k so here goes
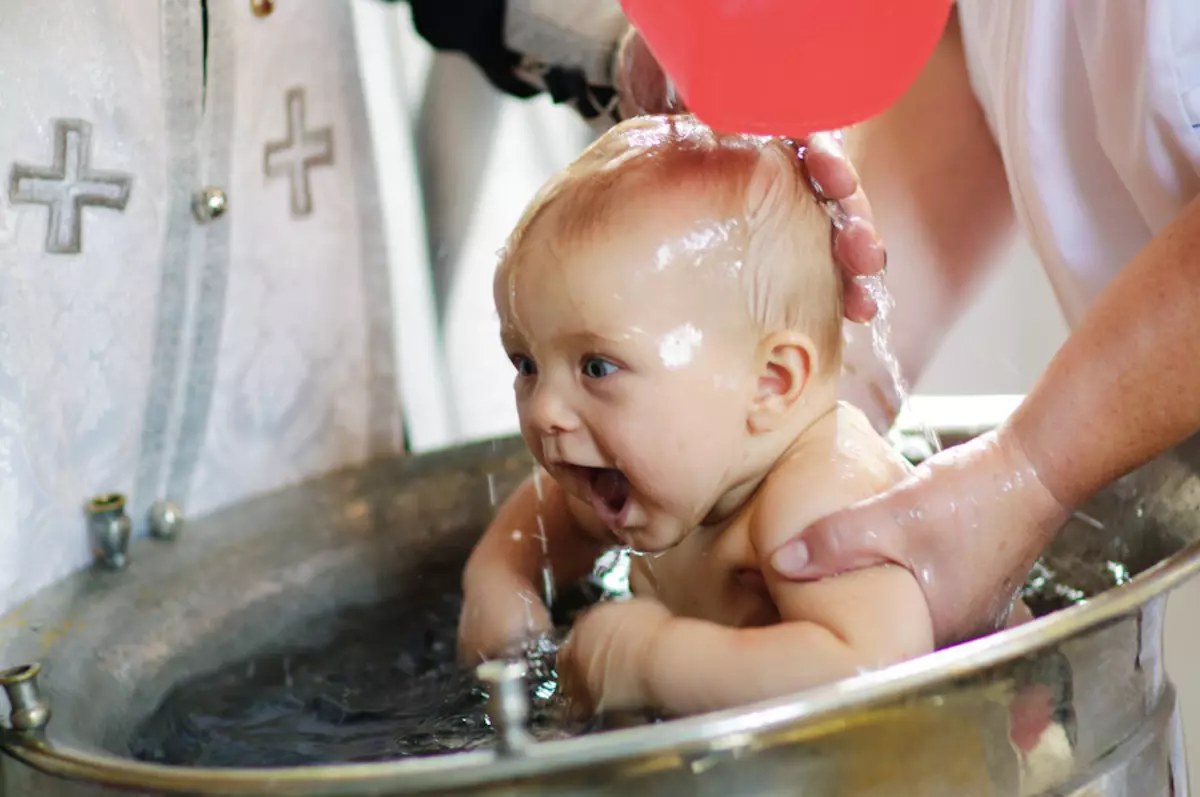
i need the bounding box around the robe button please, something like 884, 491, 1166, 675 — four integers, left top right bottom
192, 187, 228, 223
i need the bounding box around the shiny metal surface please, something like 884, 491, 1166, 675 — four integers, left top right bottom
147, 500, 184, 541
191, 186, 228, 223
0, 396, 1196, 796
84, 493, 131, 571
476, 660, 535, 757
0, 664, 50, 733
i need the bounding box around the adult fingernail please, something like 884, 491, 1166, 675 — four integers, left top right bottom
807, 132, 842, 160
770, 541, 810, 575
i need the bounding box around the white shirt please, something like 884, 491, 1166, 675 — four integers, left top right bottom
957, 0, 1200, 327
0, 1, 415, 611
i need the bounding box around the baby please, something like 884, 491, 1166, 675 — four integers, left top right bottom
458, 115, 935, 719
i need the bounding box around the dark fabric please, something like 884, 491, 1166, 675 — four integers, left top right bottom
394, 0, 542, 98
385, 0, 618, 121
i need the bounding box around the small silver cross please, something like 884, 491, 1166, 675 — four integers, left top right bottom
263, 87, 334, 218
9, 119, 133, 255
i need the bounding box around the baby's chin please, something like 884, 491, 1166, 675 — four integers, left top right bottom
621, 520, 690, 554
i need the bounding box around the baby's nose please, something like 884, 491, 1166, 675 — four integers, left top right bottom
529, 383, 580, 435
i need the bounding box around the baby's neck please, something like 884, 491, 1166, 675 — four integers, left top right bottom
702, 378, 841, 525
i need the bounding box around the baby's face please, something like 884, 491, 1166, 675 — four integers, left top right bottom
497, 204, 762, 552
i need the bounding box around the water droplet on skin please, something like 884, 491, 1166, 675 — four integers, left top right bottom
658, 323, 704, 368
651, 220, 742, 272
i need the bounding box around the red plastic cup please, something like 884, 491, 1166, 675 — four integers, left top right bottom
619, 0, 954, 137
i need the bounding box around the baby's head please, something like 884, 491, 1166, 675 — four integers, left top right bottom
495, 115, 842, 551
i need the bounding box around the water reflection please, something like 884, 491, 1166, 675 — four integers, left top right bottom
129, 542, 1128, 768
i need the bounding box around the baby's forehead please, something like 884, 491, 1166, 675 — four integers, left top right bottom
521, 199, 747, 284
557, 172, 746, 248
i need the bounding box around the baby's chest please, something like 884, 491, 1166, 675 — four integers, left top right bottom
628, 520, 779, 628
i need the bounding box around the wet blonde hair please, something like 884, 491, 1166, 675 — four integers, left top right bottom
499, 114, 843, 373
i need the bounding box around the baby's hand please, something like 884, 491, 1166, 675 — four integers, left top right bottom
555, 598, 672, 719
456, 580, 552, 667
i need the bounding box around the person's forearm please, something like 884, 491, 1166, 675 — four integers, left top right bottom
1009, 194, 1200, 509
644, 619, 862, 716
463, 472, 607, 599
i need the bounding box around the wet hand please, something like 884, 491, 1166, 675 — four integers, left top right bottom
613, 27, 886, 322
799, 132, 888, 323
456, 583, 552, 667
613, 26, 686, 119
555, 597, 671, 719
766, 428, 1071, 647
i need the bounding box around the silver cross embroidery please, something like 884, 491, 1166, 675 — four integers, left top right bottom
263, 87, 334, 218
9, 119, 133, 255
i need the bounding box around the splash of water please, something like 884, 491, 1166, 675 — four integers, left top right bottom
531, 467, 556, 610
857, 274, 942, 454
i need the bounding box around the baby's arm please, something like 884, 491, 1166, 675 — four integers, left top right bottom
561, 450, 932, 717
458, 470, 613, 665
653, 456, 931, 715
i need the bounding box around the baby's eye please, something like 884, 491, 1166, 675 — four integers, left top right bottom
581, 356, 619, 380
510, 354, 537, 377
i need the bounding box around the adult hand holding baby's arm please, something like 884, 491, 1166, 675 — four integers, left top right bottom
769, 196, 1200, 646
457, 471, 610, 666
767, 430, 1068, 648
612, 27, 885, 322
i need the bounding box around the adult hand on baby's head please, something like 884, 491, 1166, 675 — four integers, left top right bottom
614, 27, 686, 119
798, 133, 888, 323
766, 428, 1071, 647
613, 27, 887, 322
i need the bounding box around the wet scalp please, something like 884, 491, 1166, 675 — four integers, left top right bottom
499, 115, 844, 373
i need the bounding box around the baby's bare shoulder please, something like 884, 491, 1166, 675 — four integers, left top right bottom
832, 401, 914, 479
750, 403, 910, 553
749, 407, 933, 656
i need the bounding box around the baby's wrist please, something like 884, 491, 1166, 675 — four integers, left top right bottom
630, 601, 675, 711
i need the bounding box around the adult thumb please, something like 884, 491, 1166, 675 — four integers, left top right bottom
768, 504, 897, 580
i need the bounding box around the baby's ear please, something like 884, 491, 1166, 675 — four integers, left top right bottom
747, 332, 817, 433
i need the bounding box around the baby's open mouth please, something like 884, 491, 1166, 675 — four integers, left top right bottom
568, 466, 631, 530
